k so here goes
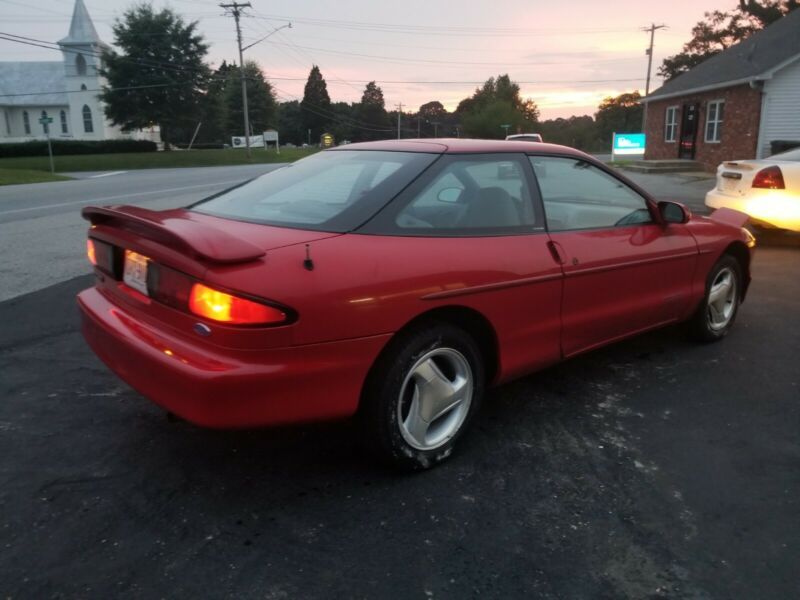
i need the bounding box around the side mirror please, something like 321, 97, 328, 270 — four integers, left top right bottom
658, 201, 691, 224
437, 187, 463, 203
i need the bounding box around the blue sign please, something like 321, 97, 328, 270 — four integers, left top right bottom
612, 133, 646, 155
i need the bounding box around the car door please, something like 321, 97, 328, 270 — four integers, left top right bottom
363, 153, 564, 381
528, 155, 698, 357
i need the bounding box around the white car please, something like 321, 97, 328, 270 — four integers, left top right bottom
506, 133, 543, 143
705, 147, 800, 231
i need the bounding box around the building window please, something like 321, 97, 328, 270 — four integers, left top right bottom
41, 110, 49, 134
76, 53, 87, 76
705, 100, 724, 143
80, 84, 87, 91
3, 110, 10, 135
664, 106, 678, 142
82, 105, 94, 133
23, 111, 30, 134
60, 110, 68, 134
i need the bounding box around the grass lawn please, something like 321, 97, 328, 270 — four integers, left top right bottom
0, 147, 317, 173
0, 169, 73, 186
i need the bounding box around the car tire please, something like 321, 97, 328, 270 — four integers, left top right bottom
689, 254, 742, 342
360, 322, 484, 471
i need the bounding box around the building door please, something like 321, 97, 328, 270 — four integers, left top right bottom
678, 103, 699, 159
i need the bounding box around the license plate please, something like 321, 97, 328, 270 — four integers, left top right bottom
721, 177, 739, 192
123, 250, 150, 296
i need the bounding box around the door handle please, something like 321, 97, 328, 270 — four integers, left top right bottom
546, 241, 566, 265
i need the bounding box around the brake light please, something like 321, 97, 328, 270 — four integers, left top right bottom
189, 283, 287, 325
752, 166, 785, 189
87, 239, 97, 265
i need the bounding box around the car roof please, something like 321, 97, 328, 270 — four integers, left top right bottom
329, 138, 588, 158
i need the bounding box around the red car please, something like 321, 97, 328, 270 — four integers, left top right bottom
78, 139, 755, 469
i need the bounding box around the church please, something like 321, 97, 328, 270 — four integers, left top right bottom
0, 0, 160, 144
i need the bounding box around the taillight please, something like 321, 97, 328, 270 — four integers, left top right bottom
87, 239, 97, 265
189, 283, 288, 325
752, 166, 785, 189
87, 237, 116, 274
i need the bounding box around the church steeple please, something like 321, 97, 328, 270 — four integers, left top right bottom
58, 0, 106, 47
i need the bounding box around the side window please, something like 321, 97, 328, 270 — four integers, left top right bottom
393, 156, 538, 233
530, 156, 653, 231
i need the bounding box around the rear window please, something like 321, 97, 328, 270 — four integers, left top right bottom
191, 150, 437, 232
772, 147, 800, 162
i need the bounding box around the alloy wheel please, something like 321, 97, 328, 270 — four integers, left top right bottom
707, 267, 737, 331
397, 348, 473, 451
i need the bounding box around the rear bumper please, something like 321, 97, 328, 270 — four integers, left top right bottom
78, 287, 391, 428
706, 189, 800, 232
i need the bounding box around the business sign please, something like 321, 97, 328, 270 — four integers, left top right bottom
612, 133, 646, 156
231, 135, 265, 148
320, 132, 335, 148
263, 130, 279, 142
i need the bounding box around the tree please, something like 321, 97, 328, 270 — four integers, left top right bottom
300, 65, 332, 141
276, 100, 304, 145
418, 101, 447, 121
458, 75, 539, 138
100, 5, 210, 144
462, 100, 528, 139
356, 81, 390, 141
595, 92, 643, 142
659, 1, 799, 80
223, 60, 277, 137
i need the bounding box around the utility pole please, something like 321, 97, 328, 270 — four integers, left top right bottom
417, 115, 421, 138
221, 2, 252, 158
641, 23, 667, 132
395, 103, 403, 140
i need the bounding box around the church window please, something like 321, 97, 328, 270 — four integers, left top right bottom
76, 53, 87, 76
80, 84, 87, 91
60, 110, 68, 134
82, 105, 94, 133
23, 111, 31, 135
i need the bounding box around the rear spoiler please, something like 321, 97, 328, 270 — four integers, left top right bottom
82, 205, 266, 265
723, 162, 755, 170
708, 207, 750, 229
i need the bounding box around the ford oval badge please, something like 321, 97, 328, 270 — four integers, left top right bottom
193, 322, 212, 337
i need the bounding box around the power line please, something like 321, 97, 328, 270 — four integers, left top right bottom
248, 13, 641, 37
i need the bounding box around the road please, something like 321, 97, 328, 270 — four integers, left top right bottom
0, 164, 715, 302
0, 165, 283, 302
0, 246, 797, 598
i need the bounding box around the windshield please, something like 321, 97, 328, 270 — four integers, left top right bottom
192, 150, 438, 232
773, 147, 800, 162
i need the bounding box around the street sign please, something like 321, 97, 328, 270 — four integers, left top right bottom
320, 133, 334, 148
612, 133, 646, 157
39, 117, 54, 124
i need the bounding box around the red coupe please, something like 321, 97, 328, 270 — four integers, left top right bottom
78, 139, 755, 469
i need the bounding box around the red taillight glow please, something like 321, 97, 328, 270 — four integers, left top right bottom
752, 166, 785, 189
87, 239, 97, 265
189, 283, 287, 325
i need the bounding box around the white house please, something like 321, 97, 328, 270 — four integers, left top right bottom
0, 0, 160, 144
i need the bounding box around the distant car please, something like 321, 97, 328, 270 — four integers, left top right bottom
78, 139, 754, 470
705, 147, 800, 232
506, 133, 543, 143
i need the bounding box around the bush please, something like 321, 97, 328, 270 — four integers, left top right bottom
0, 139, 158, 158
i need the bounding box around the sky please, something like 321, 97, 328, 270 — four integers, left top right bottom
0, 0, 735, 119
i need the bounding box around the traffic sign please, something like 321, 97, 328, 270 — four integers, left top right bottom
39, 117, 54, 125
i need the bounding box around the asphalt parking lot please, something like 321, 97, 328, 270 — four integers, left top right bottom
1, 168, 799, 598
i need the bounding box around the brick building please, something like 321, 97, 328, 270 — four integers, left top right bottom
642, 9, 800, 171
